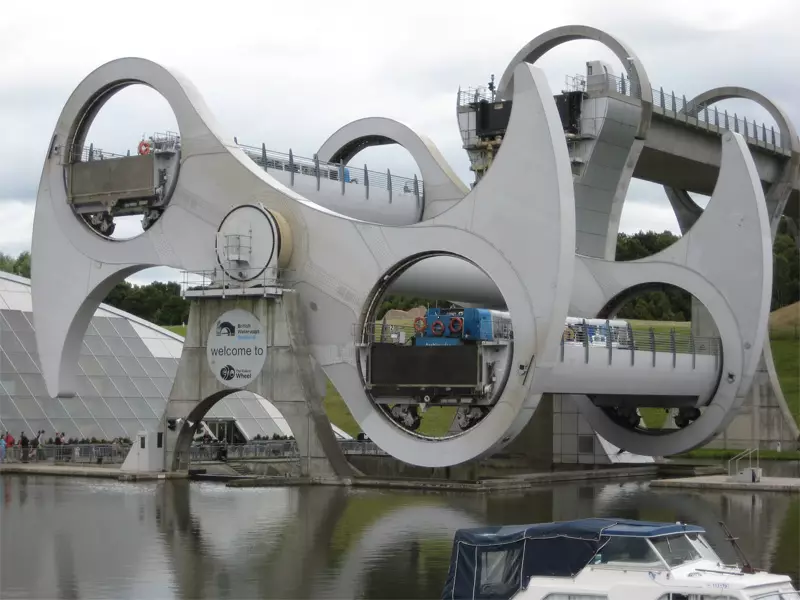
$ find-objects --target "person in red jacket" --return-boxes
[4,432,14,462]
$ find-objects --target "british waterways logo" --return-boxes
[216,321,236,336]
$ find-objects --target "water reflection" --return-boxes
[0,475,797,599]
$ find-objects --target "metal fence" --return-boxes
[457,87,496,107]
[460,74,788,153]
[559,323,722,368]
[359,320,722,359]
[70,144,127,162]
[603,73,786,151]
[0,440,389,465]
[2,444,130,464]
[188,440,387,461]
[237,142,423,200]
[180,266,296,298]
[72,132,424,201]
[189,442,299,462]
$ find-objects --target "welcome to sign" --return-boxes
[206,309,267,388]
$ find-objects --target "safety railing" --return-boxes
[69,143,127,162]
[358,319,721,361]
[457,87,496,107]
[72,132,424,201]
[727,447,760,477]
[190,442,300,462]
[461,75,788,153]
[180,266,296,298]
[237,142,424,202]
[559,321,721,367]
[188,440,386,461]
[339,440,386,455]
[357,321,419,344]
[563,74,588,93]
[603,72,786,152]
[2,443,131,464]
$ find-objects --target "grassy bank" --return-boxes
[771,337,799,424]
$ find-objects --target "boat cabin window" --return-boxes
[650,534,703,568]
[590,536,661,567]
[477,547,523,598]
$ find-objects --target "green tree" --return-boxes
[1,219,797,326]
[0,251,31,278]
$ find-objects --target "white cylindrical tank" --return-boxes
[387,256,504,307]
[537,345,720,406]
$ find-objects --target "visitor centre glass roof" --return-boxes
[0,272,347,441]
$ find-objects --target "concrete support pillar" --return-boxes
[162,291,354,478]
[665,168,799,452]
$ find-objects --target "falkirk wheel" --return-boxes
[31,25,778,468]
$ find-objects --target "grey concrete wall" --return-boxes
[164,292,354,477]
[574,96,641,259]
[553,395,612,465]
[708,354,800,451]
[501,395,554,467]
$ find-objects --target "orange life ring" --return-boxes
[431,320,445,336]
[449,316,464,334]
[413,317,426,333]
[138,140,152,156]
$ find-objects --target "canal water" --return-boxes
[1,474,798,599]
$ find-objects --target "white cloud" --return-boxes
[1,0,798,281]
[0,201,35,256]
[619,201,680,235]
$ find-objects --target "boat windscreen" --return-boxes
[650,534,703,568]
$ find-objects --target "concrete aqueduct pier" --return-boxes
[27,24,797,477]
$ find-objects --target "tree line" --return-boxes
[2,223,797,325]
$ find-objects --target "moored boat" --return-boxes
[441,518,798,599]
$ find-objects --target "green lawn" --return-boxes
[627,319,690,335]
[771,337,800,425]
[165,324,186,336]
[161,318,799,434]
[631,321,800,430]
[324,380,455,438]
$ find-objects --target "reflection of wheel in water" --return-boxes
[456,406,489,431]
[390,404,421,431]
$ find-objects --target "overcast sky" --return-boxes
[1,0,798,285]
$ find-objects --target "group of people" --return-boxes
[1,431,68,463]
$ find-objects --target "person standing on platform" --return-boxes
[20,431,29,462]
[4,432,14,462]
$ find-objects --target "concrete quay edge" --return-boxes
[226,465,660,491]
[650,475,800,493]
[0,463,188,481]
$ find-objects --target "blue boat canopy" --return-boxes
[441,518,706,600]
